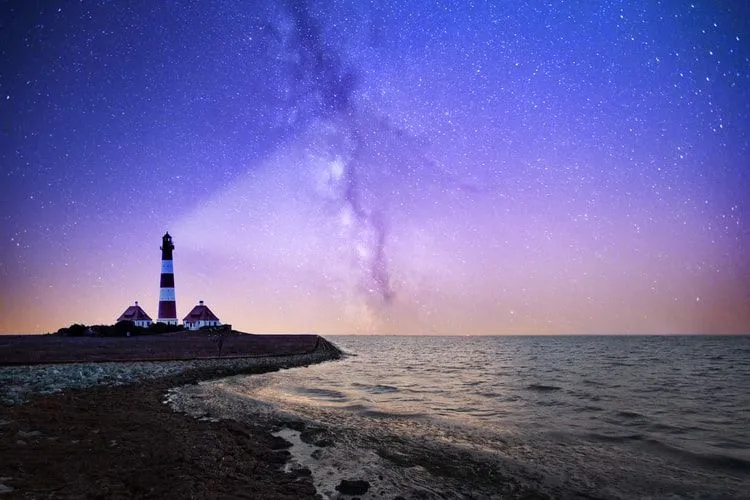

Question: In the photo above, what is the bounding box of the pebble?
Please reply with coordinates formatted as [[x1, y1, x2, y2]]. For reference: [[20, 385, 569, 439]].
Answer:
[[335, 479, 370, 495], [18, 430, 41, 438]]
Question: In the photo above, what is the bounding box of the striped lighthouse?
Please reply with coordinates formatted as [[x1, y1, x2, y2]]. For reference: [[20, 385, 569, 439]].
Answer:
[[157, 232, 178, 325]]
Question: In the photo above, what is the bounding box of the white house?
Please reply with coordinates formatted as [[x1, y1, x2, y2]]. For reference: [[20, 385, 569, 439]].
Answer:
[[117, 301, 153, 328], [182, 300, 221, 330]]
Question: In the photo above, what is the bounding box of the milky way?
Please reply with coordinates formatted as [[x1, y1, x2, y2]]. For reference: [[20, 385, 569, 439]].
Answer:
[[283, 0, 396, 306], [1, 0, 748, 334]]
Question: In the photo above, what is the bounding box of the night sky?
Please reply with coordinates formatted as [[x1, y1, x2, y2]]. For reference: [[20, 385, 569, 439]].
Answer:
[[2, 0, 749, 334]]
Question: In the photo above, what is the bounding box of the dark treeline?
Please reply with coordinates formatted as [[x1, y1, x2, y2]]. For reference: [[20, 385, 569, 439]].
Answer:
[[54, 321, 185, 337]]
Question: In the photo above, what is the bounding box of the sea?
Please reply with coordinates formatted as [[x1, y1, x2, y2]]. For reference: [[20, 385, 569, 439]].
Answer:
[[168, 335, 750, 499]]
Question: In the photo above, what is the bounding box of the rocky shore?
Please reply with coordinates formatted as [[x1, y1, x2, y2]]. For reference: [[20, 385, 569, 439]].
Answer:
[[0, 334, 342, 498], [0, 335, 341, 405]]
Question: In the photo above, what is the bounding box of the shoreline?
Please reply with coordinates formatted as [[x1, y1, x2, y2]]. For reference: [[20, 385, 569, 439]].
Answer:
[[0, 336, 342, 498], [167, 362, 553, 500], [0, 335, 341, 405]]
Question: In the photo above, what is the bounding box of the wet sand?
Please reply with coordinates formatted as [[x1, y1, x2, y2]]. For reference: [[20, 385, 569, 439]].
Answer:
[[0, 373, 319, 498]]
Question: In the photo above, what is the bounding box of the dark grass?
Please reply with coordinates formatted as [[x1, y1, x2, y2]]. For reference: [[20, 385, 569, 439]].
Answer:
[[0, 331, 321, 365]]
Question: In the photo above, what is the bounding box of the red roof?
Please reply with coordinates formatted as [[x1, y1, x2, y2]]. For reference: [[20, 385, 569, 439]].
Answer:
[[117, 303, 152, 322], [183, 303, 220, 322]]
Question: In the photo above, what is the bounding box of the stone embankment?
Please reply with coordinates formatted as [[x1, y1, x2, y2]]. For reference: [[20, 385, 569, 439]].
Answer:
[[0, 335, 341, 405]]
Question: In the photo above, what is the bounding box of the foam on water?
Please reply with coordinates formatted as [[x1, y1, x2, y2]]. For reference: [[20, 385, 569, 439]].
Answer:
[[168, 335, 750, 499]]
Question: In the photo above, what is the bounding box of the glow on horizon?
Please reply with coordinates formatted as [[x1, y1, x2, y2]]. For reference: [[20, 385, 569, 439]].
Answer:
[[1, 1, 748, 335]]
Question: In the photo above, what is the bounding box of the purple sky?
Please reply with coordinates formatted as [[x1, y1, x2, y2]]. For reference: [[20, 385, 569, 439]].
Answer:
[[1, 0, 749, 334]]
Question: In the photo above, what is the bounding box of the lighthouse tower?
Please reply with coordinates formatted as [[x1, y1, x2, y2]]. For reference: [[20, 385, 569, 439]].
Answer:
[[157, 232, 178, 325]]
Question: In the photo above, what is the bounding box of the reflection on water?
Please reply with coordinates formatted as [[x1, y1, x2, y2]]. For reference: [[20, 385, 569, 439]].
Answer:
[[171, 336, 750, 498]]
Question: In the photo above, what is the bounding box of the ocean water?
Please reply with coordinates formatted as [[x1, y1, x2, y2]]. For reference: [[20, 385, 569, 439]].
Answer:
[[169, 335, 750, 499]]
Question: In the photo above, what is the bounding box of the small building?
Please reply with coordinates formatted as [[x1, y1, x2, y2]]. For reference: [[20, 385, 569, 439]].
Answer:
[[183, 300, 221, 330], [117, 301, 153, 328]]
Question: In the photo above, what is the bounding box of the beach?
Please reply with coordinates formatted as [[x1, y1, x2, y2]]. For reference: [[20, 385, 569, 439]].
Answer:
[[3, 335, 747, 499], [0, 333, 341, 499], [1, 374, 319, 499]]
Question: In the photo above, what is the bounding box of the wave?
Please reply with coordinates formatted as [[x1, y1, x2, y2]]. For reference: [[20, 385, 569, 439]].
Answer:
[[640, 438, 750, 473], [616, 410, 645, 419], [359, 409, 426, 419], [333, 403, 426, 420], [293, 387, 349, 401], [584, 431, 750, 472], [350, 383, 400, 394], [581, 379, 608, 387], [607, 361, 635, 367], [371, 384, 399, 394], [535, 400, 567, 407], [587, 432, 645, 443], [576, 405, 604, 412], [645, 421, 696, 435], [477, 391, 521, 402], [526, 384, 561, 392]]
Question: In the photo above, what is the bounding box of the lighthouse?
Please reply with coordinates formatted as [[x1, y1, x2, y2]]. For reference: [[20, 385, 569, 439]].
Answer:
[[157, 232, 178, 325]]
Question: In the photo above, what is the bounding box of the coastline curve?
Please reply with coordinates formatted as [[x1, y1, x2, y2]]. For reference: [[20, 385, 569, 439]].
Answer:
[[0, 335, 342, 405]]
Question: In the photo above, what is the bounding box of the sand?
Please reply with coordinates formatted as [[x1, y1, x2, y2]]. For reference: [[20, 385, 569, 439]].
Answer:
[[0, 333, 341, 499]]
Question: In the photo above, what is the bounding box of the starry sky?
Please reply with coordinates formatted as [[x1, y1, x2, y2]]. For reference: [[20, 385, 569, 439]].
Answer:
[[1, 0, 749, 335]]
